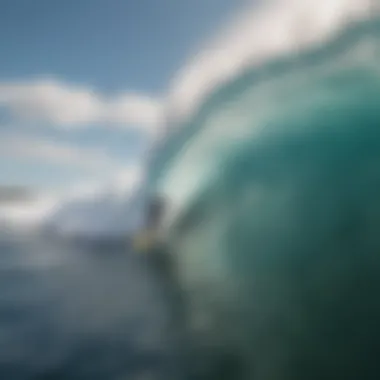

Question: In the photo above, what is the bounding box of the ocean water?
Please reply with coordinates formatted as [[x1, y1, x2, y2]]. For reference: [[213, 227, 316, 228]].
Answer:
[[147, 6, 380, 380], [0, 234, 181, 380], [3, 2, 380, 380]]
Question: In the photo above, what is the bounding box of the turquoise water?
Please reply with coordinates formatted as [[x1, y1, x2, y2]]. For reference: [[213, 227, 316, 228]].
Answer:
[[148, 14, 380, 380]]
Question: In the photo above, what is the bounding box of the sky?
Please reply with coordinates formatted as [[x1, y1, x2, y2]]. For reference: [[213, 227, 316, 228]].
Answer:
[[0, 0, 244, 194]]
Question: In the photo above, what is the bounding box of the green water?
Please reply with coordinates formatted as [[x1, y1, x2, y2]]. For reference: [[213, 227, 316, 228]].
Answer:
[[149, 15, 380, 380]]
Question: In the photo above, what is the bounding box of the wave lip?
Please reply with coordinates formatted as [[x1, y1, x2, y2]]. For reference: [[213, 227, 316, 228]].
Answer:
[[167, 0, 378, 124]]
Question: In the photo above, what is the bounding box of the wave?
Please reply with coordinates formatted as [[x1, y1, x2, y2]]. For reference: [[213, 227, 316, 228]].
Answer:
[[145, 1, 380, 378], [167, 0, 378, 123], [149, 6, 380, 229]]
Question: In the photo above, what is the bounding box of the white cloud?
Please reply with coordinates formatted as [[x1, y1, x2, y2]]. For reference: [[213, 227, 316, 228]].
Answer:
[[0, 78, 163, 134], [0, 133, 122, 172], [0, 195, 58, 230], [167, 0, 375, 122], [105, 94, 163, 130]]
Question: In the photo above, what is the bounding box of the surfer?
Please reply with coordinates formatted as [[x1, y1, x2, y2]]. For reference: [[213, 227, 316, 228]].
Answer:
[[134, 196, 172, 282]]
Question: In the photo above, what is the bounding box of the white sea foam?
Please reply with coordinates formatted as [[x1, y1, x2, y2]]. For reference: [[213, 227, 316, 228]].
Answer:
[[167, 0, 377, 125]]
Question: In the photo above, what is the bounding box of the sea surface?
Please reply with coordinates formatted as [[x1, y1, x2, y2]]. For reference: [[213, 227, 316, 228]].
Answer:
[[0, 234, 180, 380], [3, 3, 380, 380]]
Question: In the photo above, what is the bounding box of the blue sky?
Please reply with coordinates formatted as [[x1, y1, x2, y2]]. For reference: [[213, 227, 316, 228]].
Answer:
[[0, 0, 243, 193]]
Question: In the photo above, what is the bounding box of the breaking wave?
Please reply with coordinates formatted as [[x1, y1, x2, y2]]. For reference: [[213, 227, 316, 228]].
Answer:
[[147, 1, 380, 378]]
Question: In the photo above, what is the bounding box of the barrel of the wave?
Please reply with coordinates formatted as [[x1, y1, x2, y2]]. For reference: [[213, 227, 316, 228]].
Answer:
[[146, 24, 380, 380]]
